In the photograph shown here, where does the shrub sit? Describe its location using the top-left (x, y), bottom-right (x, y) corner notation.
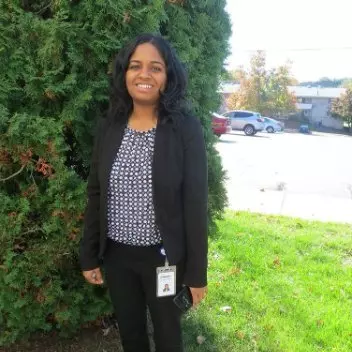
top-left (0, 0), bottom-right (230, 345)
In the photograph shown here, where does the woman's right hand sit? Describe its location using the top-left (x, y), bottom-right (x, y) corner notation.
top-left (82, 267), bottom-right (104, 285)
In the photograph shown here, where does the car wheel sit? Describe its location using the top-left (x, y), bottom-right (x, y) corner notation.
top-left (266, 126), bottom-right (274, 133)
top-left (244, 124), bottom-right (255, 136)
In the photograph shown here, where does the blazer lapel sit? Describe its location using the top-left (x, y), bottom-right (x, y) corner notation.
top-left (154, 120), bottom-right (174, 176)
top-left (154, 122), bottom-right (167, 171)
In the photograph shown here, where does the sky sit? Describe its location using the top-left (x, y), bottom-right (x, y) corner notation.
top-left (225, 0), bottom-right (352, 82)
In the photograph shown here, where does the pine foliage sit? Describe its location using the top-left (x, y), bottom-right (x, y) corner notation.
top-left (0, 0), bottom-right (230, 344)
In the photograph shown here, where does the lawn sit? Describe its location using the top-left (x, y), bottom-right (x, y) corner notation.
top-left (3, 212), bottom-right (352, 352)
top-left (184, 212), bottom-right (352, 352)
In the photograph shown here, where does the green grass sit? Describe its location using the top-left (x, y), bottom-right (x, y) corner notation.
top-left (4, 212), bottom-right (352, 351)
top-left (183, 212), bottom-right (352, 352)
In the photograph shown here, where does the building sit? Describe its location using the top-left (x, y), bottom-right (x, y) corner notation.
top-left (219, 83), bottom-right (346, 130)
top-left (289, 86), bottom-right (346, 129)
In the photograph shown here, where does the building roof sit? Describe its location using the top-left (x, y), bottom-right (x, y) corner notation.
top-left (288, 86), bottom-right (346, 98)
top-left (219, 83), bottom-right (346, 99)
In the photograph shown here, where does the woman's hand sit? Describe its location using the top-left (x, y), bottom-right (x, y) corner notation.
top-left (189, 286), bottom-right (207, 307)
top-left (82, 267), bottom-right (104, 285)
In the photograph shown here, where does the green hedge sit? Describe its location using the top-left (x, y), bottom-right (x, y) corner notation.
top-left (0, 0), bottom-right (230, 345)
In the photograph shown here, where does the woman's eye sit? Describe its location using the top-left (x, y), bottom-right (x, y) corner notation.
top-left (151, 67), bottom-right (162, 72)
top-left (129, 65), bottom-right (140, 70)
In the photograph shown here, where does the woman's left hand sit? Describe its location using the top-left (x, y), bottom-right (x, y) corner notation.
top-left (189, 286), bottom-right (208, 307)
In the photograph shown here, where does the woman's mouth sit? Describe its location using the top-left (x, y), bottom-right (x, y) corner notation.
top-left (136, 83), bottom-right (153, 90)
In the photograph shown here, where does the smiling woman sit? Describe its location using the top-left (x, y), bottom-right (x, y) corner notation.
top-left (125, 43), bottom-right (167, 109)
top-left (80, 34), bottom-right (208, 352)
top-left (107, 34), bottom-right (188, 129)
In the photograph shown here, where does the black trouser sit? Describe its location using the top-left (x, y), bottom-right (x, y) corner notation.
top-left (104, 238), bottom-right (184, 352)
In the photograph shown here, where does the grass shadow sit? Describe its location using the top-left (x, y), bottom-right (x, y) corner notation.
top-left (2, 312), bottom-right (218, 352)
top-left (0, 325), bottom-right (122, 352)
top-left (182, 313), bottom-right (219, 352)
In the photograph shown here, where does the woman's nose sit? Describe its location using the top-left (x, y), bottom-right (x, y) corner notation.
top-left (139, 67), bottom-right (151, 78)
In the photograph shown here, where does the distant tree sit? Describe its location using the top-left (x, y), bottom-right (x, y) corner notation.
top-left (342, 79), bottom-right (352, 89)
top-left (267, 66), bottom-right (297, 116)
top-left (290, 77), bottom-right (299, 86)
top-left (227, 51), bottom-right (296, 116)
top-left (227, 51), bottom-right (266, 112)
top-left (220, 67), bottom-right (233, 82)
top-left (228, 67), bottom-right (246, 83)
top-left (299, 77), bottom-right (352, 88)
top-left (331, 88), bottom-right (352, 129)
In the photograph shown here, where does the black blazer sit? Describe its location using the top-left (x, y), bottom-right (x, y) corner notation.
top-left (79, 115), bottom-right (208, 287)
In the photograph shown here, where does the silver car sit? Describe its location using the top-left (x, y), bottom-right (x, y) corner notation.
top-left (221, 110), bottom-right (265, 136)
top-left (263, 117), bottom-right (284, 133)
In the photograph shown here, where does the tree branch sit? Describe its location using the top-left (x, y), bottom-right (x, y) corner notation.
top-left (30, 171), bottom-right (38, 188)
top-left (0, 165), bottom-right (26, 182)
top-left (22, 227), bottom-right (45, 235)
top-left (35, 2), bottom-right (52, 15)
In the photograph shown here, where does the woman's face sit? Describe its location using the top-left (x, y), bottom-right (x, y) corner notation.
top-left (126, 43), bottom-right (167, 106)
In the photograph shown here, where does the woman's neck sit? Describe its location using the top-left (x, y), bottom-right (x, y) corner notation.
top-left (129, 104), bottom-right (158, 131)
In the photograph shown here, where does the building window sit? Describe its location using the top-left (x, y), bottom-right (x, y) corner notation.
top-left (303, 110), bottom-right (311, 117)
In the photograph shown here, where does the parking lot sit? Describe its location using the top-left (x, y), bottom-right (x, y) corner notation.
top-left (217, 130), bottom-right (352, 223)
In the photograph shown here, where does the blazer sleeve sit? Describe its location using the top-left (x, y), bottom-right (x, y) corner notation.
top-left (182, 116), bottom-right (208, 288)
top-left (79, 119), bottom-right (104, 271)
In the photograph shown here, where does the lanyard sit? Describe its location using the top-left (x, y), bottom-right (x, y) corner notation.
top-left (160, 247), bottom-right (169, 267)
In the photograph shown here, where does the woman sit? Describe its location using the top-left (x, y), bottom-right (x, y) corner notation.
top-left (80, 33), bottom-right (208, 352)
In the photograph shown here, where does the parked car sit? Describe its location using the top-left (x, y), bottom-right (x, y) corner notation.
top-left (263, 117), bottom-right (284, 133)
top-left (211, 112), bottom-right (231, 137)
top-left (221, 110), bottom-right (265, 136)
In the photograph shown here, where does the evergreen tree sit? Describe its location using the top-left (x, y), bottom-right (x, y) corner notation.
top-left (0, 0), bottom-right (230, 345)
top-left (161, 0), bottom-right (230, 222)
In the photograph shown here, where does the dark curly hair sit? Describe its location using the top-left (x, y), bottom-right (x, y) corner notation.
top-left (107, 33), bottom-right (189, 125)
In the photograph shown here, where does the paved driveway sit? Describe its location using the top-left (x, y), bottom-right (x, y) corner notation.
top-left (216, 131), bottom-right (352, 223)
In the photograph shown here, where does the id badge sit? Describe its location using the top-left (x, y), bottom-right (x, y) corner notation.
top-left (156, 265), bottom-right (176, 297)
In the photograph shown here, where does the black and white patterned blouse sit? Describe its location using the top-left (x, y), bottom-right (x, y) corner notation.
top-left (107, 126), bottom-right (162, 246)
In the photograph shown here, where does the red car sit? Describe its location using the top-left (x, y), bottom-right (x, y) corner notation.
top-left (212, 113), bottom-right (231, 137)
